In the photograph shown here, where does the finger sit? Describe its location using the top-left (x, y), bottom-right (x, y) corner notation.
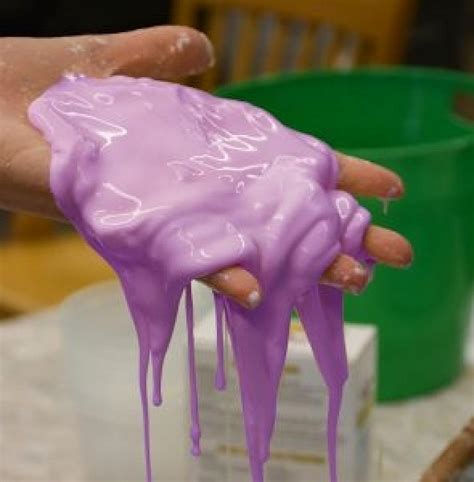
top-left (336, 152), bottom-right (404, 199)
top-left (202, 224), bottom-right (414, 304)
top-left (364, 225), bottom-right (413, 267)
top-left (1, 27), bottom-right (214, 110)
top-left (321, 254), bottom-right (369, 293)
top-left (99, 26), bottom-right (215, 80)
top-left (201, 253), bottom-right (370, 308)
top-left (199, 266), bottom-right (262, 309)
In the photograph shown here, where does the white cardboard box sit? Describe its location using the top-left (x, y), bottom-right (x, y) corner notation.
top-left (192, 314), bottom-right (376, 482)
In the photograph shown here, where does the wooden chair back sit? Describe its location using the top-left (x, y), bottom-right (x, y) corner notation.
top-left (173, 0), bottom-right (416, 90)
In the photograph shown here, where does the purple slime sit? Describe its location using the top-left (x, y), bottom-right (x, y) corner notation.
top-left (213, 292), bottom-right (227, 391)
top-left (28, 75), bottom-right (371, 482)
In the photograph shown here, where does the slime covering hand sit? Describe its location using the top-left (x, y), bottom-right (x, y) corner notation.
top-left (0, 27), bottom-right (412, 308)
top-left (26, 74), bottom-right (378, 482)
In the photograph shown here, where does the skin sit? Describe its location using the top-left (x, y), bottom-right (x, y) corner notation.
top-left (0, 26), bottom-right (413, 308)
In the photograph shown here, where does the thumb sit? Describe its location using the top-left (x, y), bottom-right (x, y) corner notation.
top-left (98, 26), bottom-right (215, 80)
top-left (1, 26), bottom-right (214, 108)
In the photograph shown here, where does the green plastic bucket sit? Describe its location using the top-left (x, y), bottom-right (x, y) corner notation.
top-left (216, 68), bottom-right (474, 401)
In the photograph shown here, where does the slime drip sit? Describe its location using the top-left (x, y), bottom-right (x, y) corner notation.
top-left (29, 75), bottom-right (371, 482)
top-left (185, 284), bottom-right (202, 456)
top-left (213, 293), bottom-right (227, 391)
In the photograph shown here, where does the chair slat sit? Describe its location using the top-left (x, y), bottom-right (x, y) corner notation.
top-left (294, 24), bottom-right (317, 70)
top-left (324, 28), bottom-right (345, 68)
top-left (231, 12), bottom-right (259, 81)
top-left (199, 7), bottom-right (228, 90)
top-left (264, 18), bottom-right (292, 73)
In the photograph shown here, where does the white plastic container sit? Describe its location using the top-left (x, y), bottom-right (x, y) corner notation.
top-left (59, 281), bottom-right (214, 482)
top-left (193, 314), bottom-right (377, 482)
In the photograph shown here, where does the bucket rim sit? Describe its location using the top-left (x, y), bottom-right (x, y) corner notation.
top-left (216, 67), bottom-right (474, 158)
top-left (216, 66), bottom-right (474, 88)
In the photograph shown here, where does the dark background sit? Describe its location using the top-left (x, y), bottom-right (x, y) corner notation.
top-left (0, 0), bottom-right (473, 71)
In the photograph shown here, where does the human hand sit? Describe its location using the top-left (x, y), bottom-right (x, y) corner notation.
top-left (0, 27), bottom-right (412, 308)
top-left (0, 26), bottom-right (214, 216)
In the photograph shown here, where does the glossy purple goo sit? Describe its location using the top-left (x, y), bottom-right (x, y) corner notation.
top-left (29, 75), bottom-right (371, 482)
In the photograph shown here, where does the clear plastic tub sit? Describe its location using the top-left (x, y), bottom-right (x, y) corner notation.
top-left (59, 281), bottom-right (214, 481)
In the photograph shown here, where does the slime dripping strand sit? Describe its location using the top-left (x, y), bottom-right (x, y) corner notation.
top-left (185, 284), bottom-right (202, 456)
top-left (296, 286), bottom-right (348, 482)
top-left (139, 332), bottom-right (153, 482)
top-left (119, 276), bottom-right (154, 482)
top-left (213, 292), bottom-right (227, 390)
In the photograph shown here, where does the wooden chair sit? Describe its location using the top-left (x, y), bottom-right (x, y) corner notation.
top-left (173, 0), bottom-right (416, 90)
top-left (0, 213), bottom-right (114, 316)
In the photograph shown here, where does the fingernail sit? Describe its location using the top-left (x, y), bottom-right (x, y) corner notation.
top-left (401, 253), bottom-right (414, 269)
top-left (217, 271), bottom-right (231, 282)
top-left (350, 264), bottom-right (369, 294)
top-left (352, 264), bottom-right (367, 278)
top-left (391, 246), bottom-right (414, 269)
top-left (246, 290), bottom-right (261, 309)
top-left (386, 183), bottom-right (404, 199)
top-left (200, 32), bottom-right (215, 67)
top-left (348, 286), bottom-right (363, 295)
